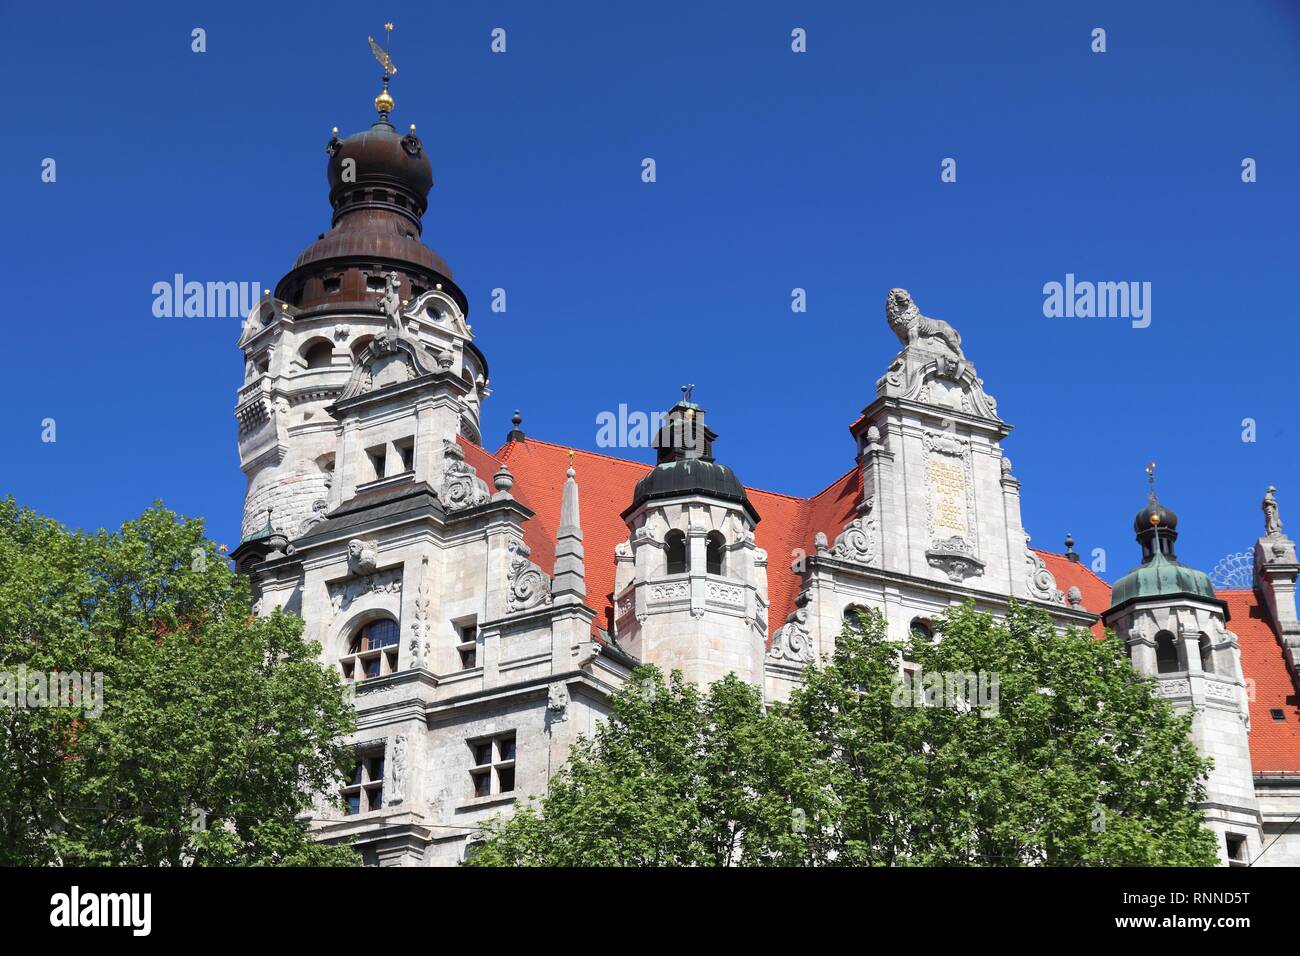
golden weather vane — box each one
[367,23,398,117]
[368,22,398,77]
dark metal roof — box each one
[626,458,758,522]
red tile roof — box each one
[1034,550,1112,637]
[1222,590,1300,773]
[481,435,1300,773]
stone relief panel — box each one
[649,581,689,602]
[329,567,403,614]
[705,580,744,607]
[922,430,984,583]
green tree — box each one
[465,666,832,866]
[0,498,357,866]
[469,603,1219,867]
[794,603,1219,865]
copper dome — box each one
[275,117,462,312]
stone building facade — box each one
[232,88,1300,866]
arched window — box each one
[1155,631,1180,674]
[705,531,725,576]
[350,335,375,360]
[342,618,400,681]
[301,339,334,369]
[910,619,934,643]
[1199,633,1215,674]
[843,604,868,632]
[665,530,688,575]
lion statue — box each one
[886,288,965,360]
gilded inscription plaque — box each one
[928,454,970,540]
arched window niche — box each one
[705,531,725,576]
[1155,630,1181,674]
[665,529,688,575]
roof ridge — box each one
[496,436,658,471]
[806,464,860,503]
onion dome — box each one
[625,390,758,523]
[1134,500,1178,535]
[1110,492,1220,612]
[273,94,464,313]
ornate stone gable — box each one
[336,330,439,404]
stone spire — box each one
[552,460,586,605]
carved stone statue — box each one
[886,288,965,361]
[379,271,403,333]
[390,734,407,804]
[347,538,379,576]
[1263,486,1283,537]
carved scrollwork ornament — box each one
[507,538,552,613]
[768,597,815,664]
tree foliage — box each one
[0,498,358,866]
[465,668,831,866]
[470,603,1219,866]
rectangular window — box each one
[394,437,415,474]
[1225,833,1247,867]
[468,732,516,799]
[342,746,386,816]
[366,444,387,482]
[456,620,478,670]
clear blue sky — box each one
[2,0,1297,582]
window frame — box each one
[468,731,517,799]
[341,617,401,682]
[342,747,386,816]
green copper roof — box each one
[1110,549,1217,607]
